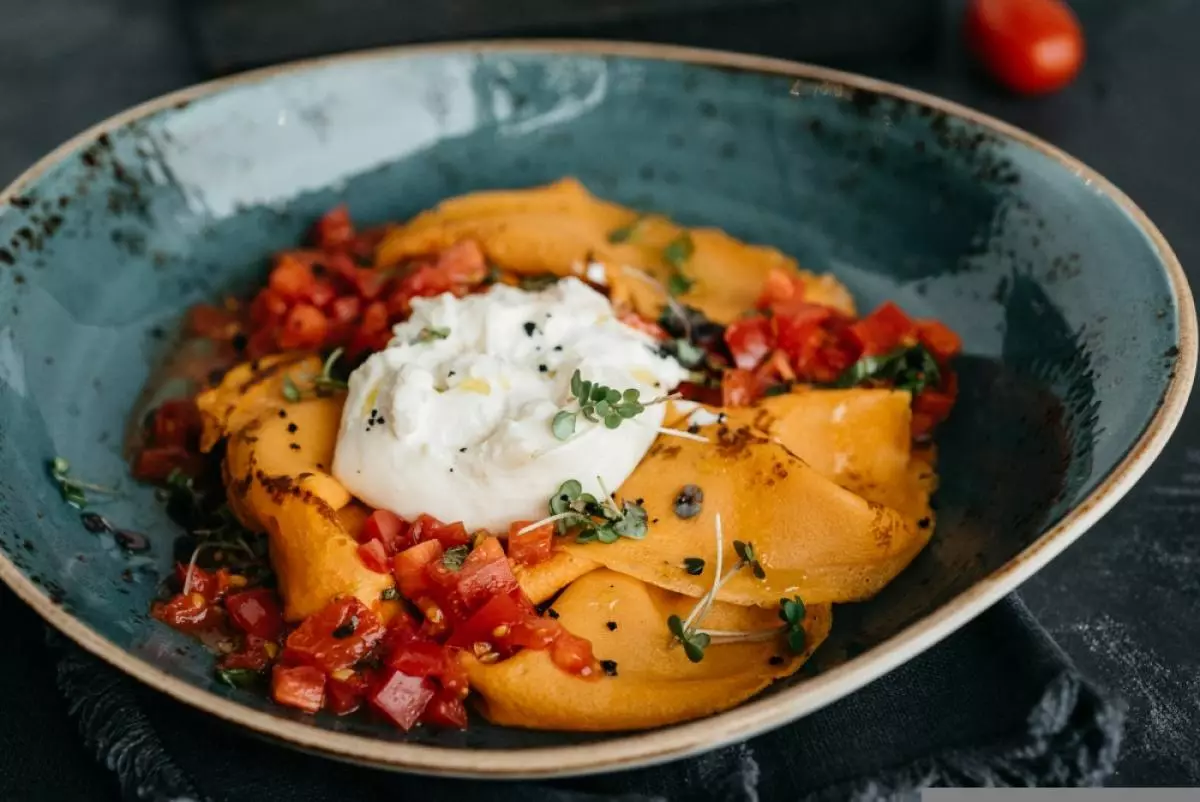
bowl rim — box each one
[0,39,1194,779]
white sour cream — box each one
[332,279,687,531]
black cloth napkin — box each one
[31,593,1123,802]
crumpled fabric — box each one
[44,595,1124,802]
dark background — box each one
[1,0,1197,794]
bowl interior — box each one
[0,47,1184,752]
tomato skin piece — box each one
[284,597,385,674]
[506,520,554,566]
[369,670,436,731]
[150,399,201,449]
[225,589,284,641]
[272,665,325,714]
[218,635,274,672]
[431,521,471,549]
[326,672,368,716]
[847,301,918,357]
[965,0,1084,95]
[357,539,391,574]
[362,509,409,554]
[133,446,201,483]
[173,564,234,603]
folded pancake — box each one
[464,570,831,731]
[564,393,934,606]
[198,361,392,621]
[374,178,854,325]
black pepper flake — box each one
[287,422,298,434]
[523,321,537,336]
[917,517,931,529]
[768,655,785,666]
[553,345,563,352]
[277,409,287,419]
[600,660,618,677]
[687,423,701,435]
[80,512,111,533]
[459,447,467,453]
[376,416,385,424]
[674,484,704,519]
[250,360,261,372]
[332,615,359,639]
[448,370,456,377]
[232,333,248,352]
[547,608,559,619]
[606,621,618,631]
[538,364,548,373]
[449,468,454,473]
[289,443,301,451]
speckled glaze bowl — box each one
[0,42,1193,778]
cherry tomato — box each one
[225,588,284,641]
[272,665,325,714]
[965,0,1084,95]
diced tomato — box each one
[912,371,959,438]
[773,304,835,356]
[326,670,370,716]
[285,597,385,673]
[249,288,290,327]
[150,399,200,449]
[357,539,391,574]
[270,254,317,301]
[676,380,723,406]
[455,538,519,610]
[506,520,554,566]
[435,240,487,286]
[847,301,918,357]
[916,319,963,362]
[311,205,356,251]
[363,509,409,554]
[724,316,774,370]
[775,307,859,384]
[225,588,284,641]
[186,303,240,341]
[132,446,201,483]
[369,670,435,730]
[447,592,528,652]
[173,564,234,602]
[721,369,762,407]
[754,349,797,385]
[218,635,274,672]
[756,267,807,311]
[413,596,451,639]
[272,664,325,714]
[550,630,601,678]
[327,293,361,323]
[348,300,391,356]
[244,327,279,360]
[431,521,470,549]
[393,540,444,600]
[277,304,329,350]
[422,691,468,729]
[152,591,213,631]
[619,312,669,341]
[379,608,421,654]
[308,278,337,309]
[385,639,469,698]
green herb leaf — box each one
[682,631,711,663]
[786,628,807,654]
[49,457,119,509]
[281,374,302,403]
[442,545,470,571]
[779,596,806,626]
[671,338,706,369]
[663,233,695,269]
[414,326,450,344]
[667,614,687,639]
[836,345,941,395]
[667,273,694,297]
[612,501,648,539]
[216,667,262,689]
[552,410,578,441]
[682,557,706,575]
[733,540,766,580]
[607,215,646,244]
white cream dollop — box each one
[332,279,687,531]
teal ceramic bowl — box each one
[0,42,1193,778]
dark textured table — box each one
[1,0,1197,793]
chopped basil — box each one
[216,667,262,689]
[837,345,941,395]
[607,215,646,244]
[442,545,470,571]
